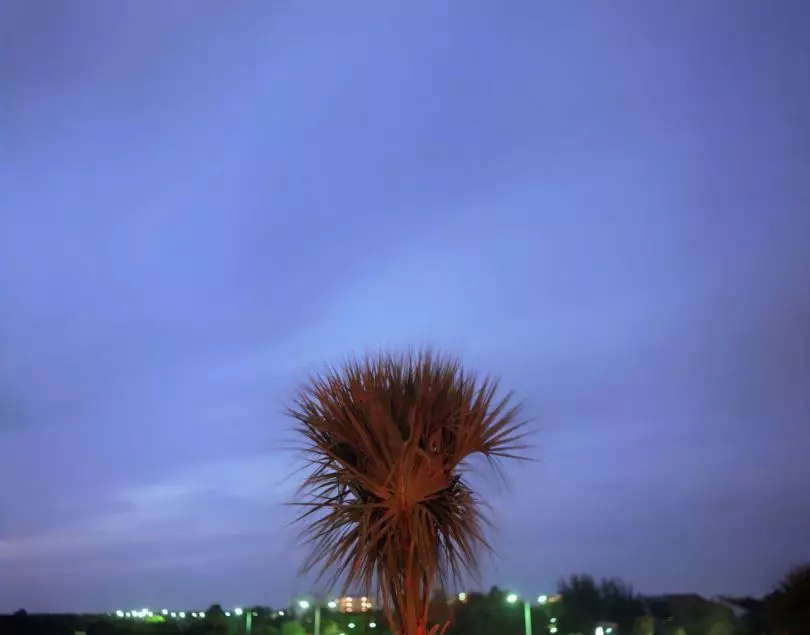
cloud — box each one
[0,452,297,565]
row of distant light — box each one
[457,592,555,605]
[298,599,370,611]
[297,601,376,630]
[114,608,272,620]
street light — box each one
[328,601,338,609]
[237,608,253,635]
[370,623,377,628]
[538,595,548,604]
[505,594,531,635]
[458,592,467,602]
[298,600,321,635]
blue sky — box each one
[1,0,809,613]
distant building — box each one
[336,596,373,613]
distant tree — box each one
[632,614,654,635]
[599,578,645,632]
[446,589,521,635]
[558,575,603,635]
[249,608,281,635]
[765,563,810,635]
[281,620,306,635]
[201,604,231,635]
[319,620,340,635]
[556,575,644,635]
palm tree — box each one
[289,351,527,635]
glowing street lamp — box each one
[115,611,124,618]
[458,592,467,602]
[162,610,169,616]
[348,623,356,629]
[538,595,548,604]
[370,622,377,628]
[328,601,337,609]
[505,594,531,635]
[298,600,320,635]
[235,607,252,635]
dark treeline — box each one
[2,564,808,635]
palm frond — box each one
[288,350,528,635]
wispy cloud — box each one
[0,453,296,563]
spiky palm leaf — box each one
[288,351,527,635]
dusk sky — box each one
[1,0,809,614]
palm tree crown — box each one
[288,351,527,635]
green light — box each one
[506,593,519,604]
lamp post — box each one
[234,608,252,635]
[505,593,532,635]
[299,600,321,635]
